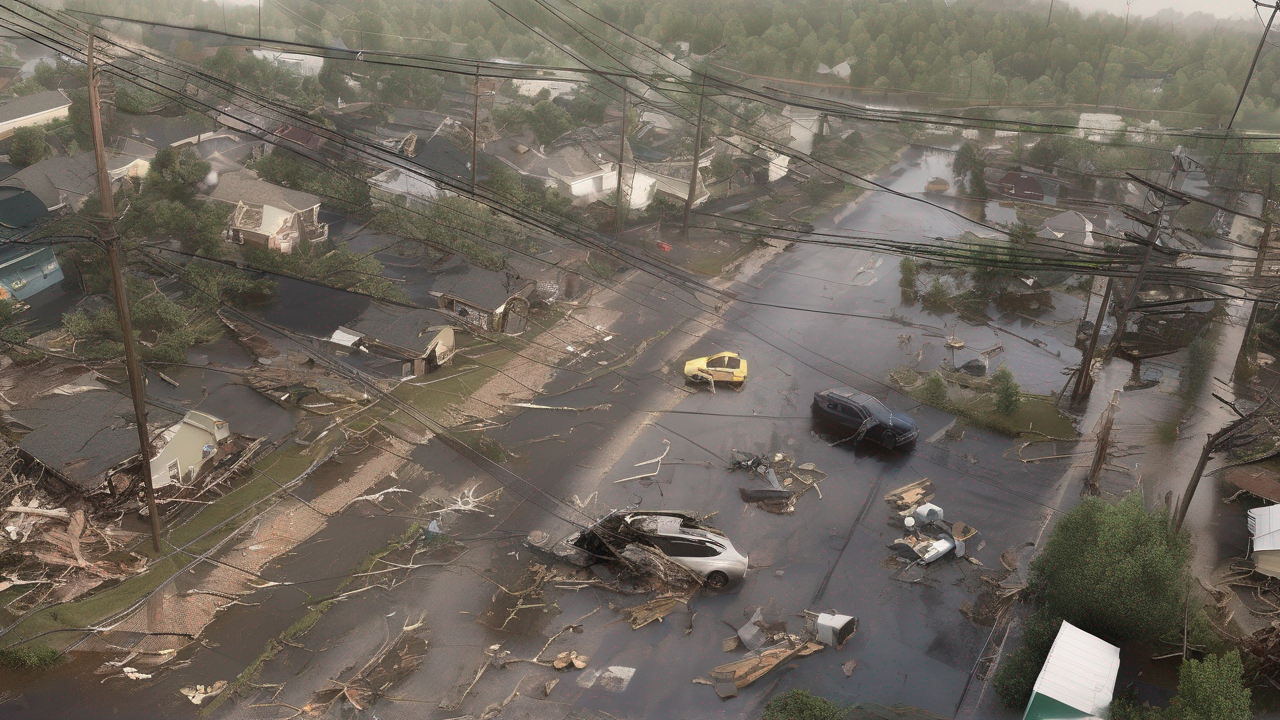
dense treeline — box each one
[71,0,1280,128]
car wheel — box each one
[706,571,730,589]
[882,434,897,450]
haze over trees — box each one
[74,0,1280,131]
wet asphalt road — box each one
[0,147,1085,719]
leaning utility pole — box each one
[1070,277,1115,404]
[614,90,628,241]
[1240,220,1272,373]
[470,64,480,192]
[1229,1,1279,132]
[680,75,707,242]
[88,32,163,553]
[1104,153,1183,363]
[1174,433,1216,533]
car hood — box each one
[888,413,917,433]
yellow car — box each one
[684,352,748,388]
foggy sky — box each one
[1051,0,1258,20]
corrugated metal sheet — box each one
[1026,621,1119,718]
[1251,506,1280,553]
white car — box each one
[552,511,749,589]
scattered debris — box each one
[552,651,589,670]
[312,630,427,712]
[693,676,714,686]
[729,451,826,513]
[842,660,859,676]
[709,638,824,695]
[619,594,690,629]
[722,636,740,652]
[544,678,559,696]
[597,666,636,693]
[613,439,671,484]
[121,667,152,680]
[883,482,978,566]
[180,681,227,705]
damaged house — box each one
[426,256,535,335]
[321,304,457,378]
[8,373,238,499]
[208,170,329,252]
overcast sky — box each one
[1063,0,1259,20]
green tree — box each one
[145,148,211,202]
[1169,651,1251,720]
[762,689,843,720]
[527,100,573,145]
[32,60,58,90]
[9,126,48,168]
[710,154,736,180]
[1030,493,1189,642]
[922,372,948,407]
[994,610,1063,709]
[991,365,1023,416]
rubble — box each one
[180,681,227,705]
[882,480,979,565]
[729,450,826,513]
[698,606,857,698]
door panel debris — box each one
[729,451,827,514]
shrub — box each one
[1170,651,1251,720]
[898,256,918,290]
[0,644,62,670]
[993,610,1062,709]
[922,372,949,407]
[991,366,1023,416]
[762,689,844,720]
[922,279,950,310]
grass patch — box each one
[0,644,62,671]
[1155,420,1179,445]
[911,384,1078,438]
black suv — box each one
[812,387,918,449]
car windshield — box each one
[862,398,892,423]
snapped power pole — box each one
[680,74,707,242]
[614,90,627,241]
[1104,152,1185,364]
[88,31,164,553]
[1070,276,1115,404]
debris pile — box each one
[534,510,729,594]
[312,628,427,713]
[699,606,857,698]
[884,480,979,566]
[729,450,826,514]
[1,457,153,610]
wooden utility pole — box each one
[614,90,628,241]
[471,64,480,192]
[1174,433,1215,533]
[1071,277,1115,404]
[1241,221,1272,373]
[680,75,707,242]
[88,32,163,553]
[1105,153,1183,363]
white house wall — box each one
[0,105,70,140]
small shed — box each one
[1250,505,1280,578]
[1022,621,1120,720]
